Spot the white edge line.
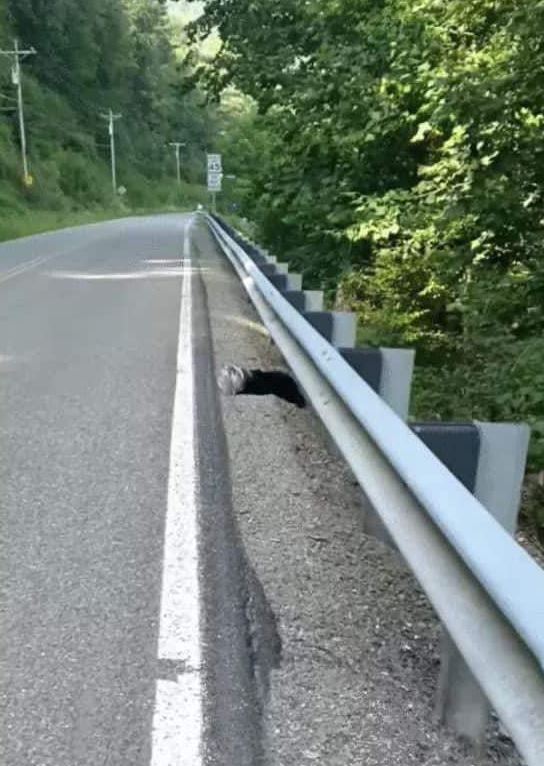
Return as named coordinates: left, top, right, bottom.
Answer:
left=151, top=218, right=204, bottom=766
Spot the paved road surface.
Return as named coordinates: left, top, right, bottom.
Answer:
left=0, top=215, right=523, bottom=766
left=0, top=215, right=259, bottom=766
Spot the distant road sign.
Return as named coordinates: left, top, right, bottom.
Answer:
left=207, top=171, right=222, bottom=192
left=207, top=153, right=222, bottom=173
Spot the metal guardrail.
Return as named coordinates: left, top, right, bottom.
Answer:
left=205, top=213, right=544, bottom=765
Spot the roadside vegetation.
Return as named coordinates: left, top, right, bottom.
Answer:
left=190, top=0, right=544, bottom=540
left=0, top=1, right=212, bottom=241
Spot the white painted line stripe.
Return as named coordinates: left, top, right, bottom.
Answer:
left=144, top=259, right=184, bottom=265
left=152, top=677, right=203, bottom=766
left=157, top=219, right=201, bottom=666
left=0, top=233, right=113, bottom=285
left=47, top=269, right=184, bottom=281
left=0, top=253, right=53, bottom=284
left=151, top=218, right=203, bottom=766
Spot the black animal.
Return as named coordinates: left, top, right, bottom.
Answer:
left=218, top=364, right=306, bottom=408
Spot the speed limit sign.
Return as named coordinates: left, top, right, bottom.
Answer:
left=207, top=153, right=222, bottom=173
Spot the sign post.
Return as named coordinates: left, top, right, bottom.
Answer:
left=207, top=153, right=222, bottom=212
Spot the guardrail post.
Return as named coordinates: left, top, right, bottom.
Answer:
left=304, top=291, right=324, bottom=311
left=304, top=311, right=358, bottom=347
left=331, top=312, right=357, bottom=348
left=283, top=290, right=306, bottom=311
left=287, top=273, right=303, bottom=290
left=435, top=423, right=530, bottom=745
left=339, top=347, right=415, bottom=420
left=357, top=349, right=415, bottom=544
left=380, top=349, right=415, bottom=421
left=303, top=311, right=358, bottom=454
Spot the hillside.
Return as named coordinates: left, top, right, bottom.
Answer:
left=0, top=0, right=212, bottom=239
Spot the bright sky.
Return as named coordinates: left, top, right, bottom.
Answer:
left=167, top=1, right=204, bottom=21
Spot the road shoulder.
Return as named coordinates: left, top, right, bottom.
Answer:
left=194, top=220, right=522, bottom=766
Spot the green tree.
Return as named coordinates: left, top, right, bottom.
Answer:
left=0, top=0, right=213, bottom=210
left=193, top=0, right=544, bottom=485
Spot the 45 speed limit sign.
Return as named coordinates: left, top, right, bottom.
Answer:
left=207, top=153, right=222, bottom=173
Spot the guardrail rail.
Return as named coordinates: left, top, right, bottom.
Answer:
left=205, top=212, right=544, bottom=765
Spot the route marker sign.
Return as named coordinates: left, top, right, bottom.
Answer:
left=207, top=171, right=222, bottom=192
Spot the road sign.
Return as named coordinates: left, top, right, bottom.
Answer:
left=207, top=153, right=222, bottom=173
left=207, top=171, right=222, bottom=192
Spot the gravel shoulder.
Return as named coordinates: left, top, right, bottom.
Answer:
left=193, top=220, right=524, bottom=766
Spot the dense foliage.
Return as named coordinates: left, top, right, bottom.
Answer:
left=191, top=0, right=544, bottom=512
left=0, top=0, right=211, bottom=219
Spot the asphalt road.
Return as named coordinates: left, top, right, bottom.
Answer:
left=0, top=215, right=261, bottom=766
left=1, top=214, right=523, bottom=766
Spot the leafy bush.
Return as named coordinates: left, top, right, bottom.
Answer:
left=194, top=0, right=544, bottom=536
left=55, top=150, right=112, bottom=207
